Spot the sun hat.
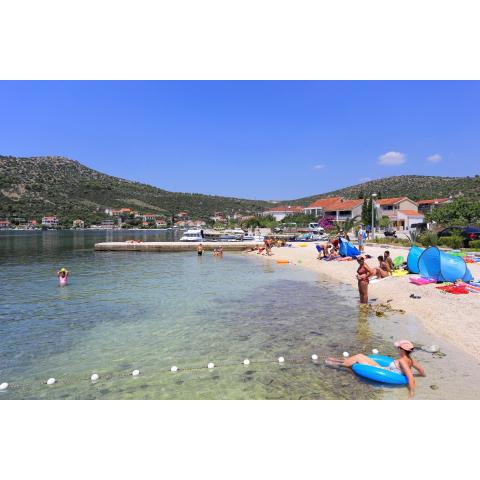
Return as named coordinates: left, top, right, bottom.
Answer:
left=394, top=340, right=414, bottom=351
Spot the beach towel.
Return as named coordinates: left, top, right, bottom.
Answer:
left=436, top=284, right=469, bottom=294
left=409, top=276, right=436, bottom=285
left=392, top=270, right=408, bottom=277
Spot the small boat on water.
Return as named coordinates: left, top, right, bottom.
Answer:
left=180, top=229, right=204, bottom=242
left=218, top=228, right=246, bottom=242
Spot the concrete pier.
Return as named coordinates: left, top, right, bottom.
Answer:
left=94, top=241, right=265, bottom=252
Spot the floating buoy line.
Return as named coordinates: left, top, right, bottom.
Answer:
left=1, top=346, right=422, bottom=394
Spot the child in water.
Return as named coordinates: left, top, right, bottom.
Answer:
left=57, top=267, right=69, bottom=286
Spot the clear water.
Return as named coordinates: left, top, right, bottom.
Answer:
left=0, top=230, right=400, bottom=400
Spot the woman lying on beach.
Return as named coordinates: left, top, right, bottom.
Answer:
left=356, top=256, right=375, bottom=304
left=326, top=340, right=426, bottom=399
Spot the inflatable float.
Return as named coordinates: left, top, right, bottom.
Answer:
left=276, top=260, right=290, bottom=264
left=352, top=355, right=407, bottom=385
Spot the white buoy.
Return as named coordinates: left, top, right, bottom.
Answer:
left=278, top=356, right=285, bottom=363
left=47, top=377, right=56, bottom=385
left=170, top=366, right=178, bottom=372
left=372, top=349, right=379, bottom=354
left=0, top=382, right=8, bottom=391
left=243, top=359, right=250, bottom=365
left=207, top=362, right=215, bottom=369
left=311, top=354, right=318, bottom=361
left=132, top=369, right=140, bottom=377
left=91, top=373, right=99, bottom=382
left=343, top=352, right=350, bottom=358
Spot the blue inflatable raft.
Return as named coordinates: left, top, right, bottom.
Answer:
left=352, top=355, right=408, bottom=385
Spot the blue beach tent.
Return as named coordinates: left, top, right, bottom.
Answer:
left=407, top=245, right=425, bottom=274
left=339, top=238, right=361, bottom=257
left=418, top=246, right=473, bottom=282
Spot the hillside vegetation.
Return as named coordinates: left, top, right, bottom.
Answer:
left=288, top=175, right=480, bottom=206
left=0, top=156, right=271, bottom=225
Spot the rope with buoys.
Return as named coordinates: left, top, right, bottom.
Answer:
left=0, top=348, right=390, bottom=393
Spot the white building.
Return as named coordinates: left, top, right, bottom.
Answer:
left=261, top=205, right=305, bottom=222
left=42, top=216, right=59, bottom=227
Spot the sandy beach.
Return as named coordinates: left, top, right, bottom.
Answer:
left=250, top=242, right=480, bottom=361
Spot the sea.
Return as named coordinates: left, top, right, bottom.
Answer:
left=1, top=229, right=476, bottom=400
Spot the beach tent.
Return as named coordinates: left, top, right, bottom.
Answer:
left=418, top=246, right=473, bottom=282
left=339, top=238, right=361, bottom=257
left=407, top=245, right=425, bottom=274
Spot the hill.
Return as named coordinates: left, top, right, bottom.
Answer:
left=287, top=175, right=480, bottom=206
left=0, top=155, right=271, bottom=225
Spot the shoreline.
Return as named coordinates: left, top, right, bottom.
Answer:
left=247, top=242, right=480, bottom=361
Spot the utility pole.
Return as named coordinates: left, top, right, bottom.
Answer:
left=371, top=193, right=377, bottom=240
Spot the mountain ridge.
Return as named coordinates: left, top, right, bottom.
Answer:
left=1, top=155, right=479, bottom=224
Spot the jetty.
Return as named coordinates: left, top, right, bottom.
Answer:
left=94, top=241, right=264, bottom=252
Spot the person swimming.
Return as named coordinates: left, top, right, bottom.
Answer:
left=326, top=340, right=426, bottom=399
left=197, top=244, right=204, bottom=256
left=57, top=267, right=69, bottom=286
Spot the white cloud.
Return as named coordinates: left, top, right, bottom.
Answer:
left=427, top=153, right=442, bottom=163
left=378, top=151, right=406, bottom=166
left=313, top=164, right=325, bottom=170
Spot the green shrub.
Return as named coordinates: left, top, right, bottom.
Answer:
left=437, top=235, right=464, bottom=249
left=468, top=239, right=480, bottom=249
left=418, top=231, right=438, bottom=247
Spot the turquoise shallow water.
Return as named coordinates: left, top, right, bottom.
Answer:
left=0, top=230, right=399, bottom=399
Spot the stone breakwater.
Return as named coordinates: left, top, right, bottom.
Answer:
left=94, top=241, right=264, bottom=252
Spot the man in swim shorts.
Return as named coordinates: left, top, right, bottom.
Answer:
left=197, top=244, right=203, bottom=256
left=357, top=225, right=366, bottom=252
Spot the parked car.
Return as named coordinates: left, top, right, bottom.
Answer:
left=383, top=227, right=397, bottom=237
left=437, top=226, right=480, bottom=247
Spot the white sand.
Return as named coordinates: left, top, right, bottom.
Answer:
left=249, top=243, right=480, bottom=360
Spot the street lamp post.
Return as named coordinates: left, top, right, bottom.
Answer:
left=371, top=193, right=377, bottom=240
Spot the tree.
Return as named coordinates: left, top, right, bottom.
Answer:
left=361, top=198, right=370, bottom=225
left=426, top=198, right=480, bottom=226
left=332, top=216, right=360, bottom=234
left=379, top=216, right=391, bottom=228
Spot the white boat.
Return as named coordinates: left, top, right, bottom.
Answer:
left=180, top=229, right=204, bottom=242
left=243, top=235, right=264, bottom=242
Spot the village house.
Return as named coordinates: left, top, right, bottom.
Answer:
left=142, top=214, right=157, bottom=222
left=262, top=205, right=305, bottom=222
left=417, top=198, right=452, bottom=214
left=0, top=219, right=11, bottom=229
left=374, top=197, right=424, bottom=230
left=177, top=211, right=189, bottom=219
left=27, top=219, right=37, bottom=228
left=72, top=219, right=85, bottom=228
left=42, top=216, right=59, bottom=228
left=210, top=212, right=227, bottom=223
left=304, top=197, right=344, bottom=217
left=101, top=219, right=116, bottom=229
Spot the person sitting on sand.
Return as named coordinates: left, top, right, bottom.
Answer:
left=197, top=244, right=204, bottom=256
left=384, top=250, right=394, bottom=271
left=326, top=340, right=426, bottom=399
left=374, top=255, right=391, bottom=278
left=356, top=256, right=375, bottom=304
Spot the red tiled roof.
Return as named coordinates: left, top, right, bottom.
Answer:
left=324, top=199, right=363, bottom=211
left=306, top=197, right=343, bottom=209
left=398, top=210, right=424, bottom=217
left=375, top=197, right=410, bottom=206
left=417, top=198, right=449, bottom=205
left=265, top=205, right=305, bottom=213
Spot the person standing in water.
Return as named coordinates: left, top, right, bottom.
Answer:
left=57, top=267, right=69, bottom=286
left=356, top=256, right=374, bottom=304
left=197, top=244, right=204, bottom=256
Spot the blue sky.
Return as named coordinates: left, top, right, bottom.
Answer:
left=1, top=81, right=479, bottom=200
